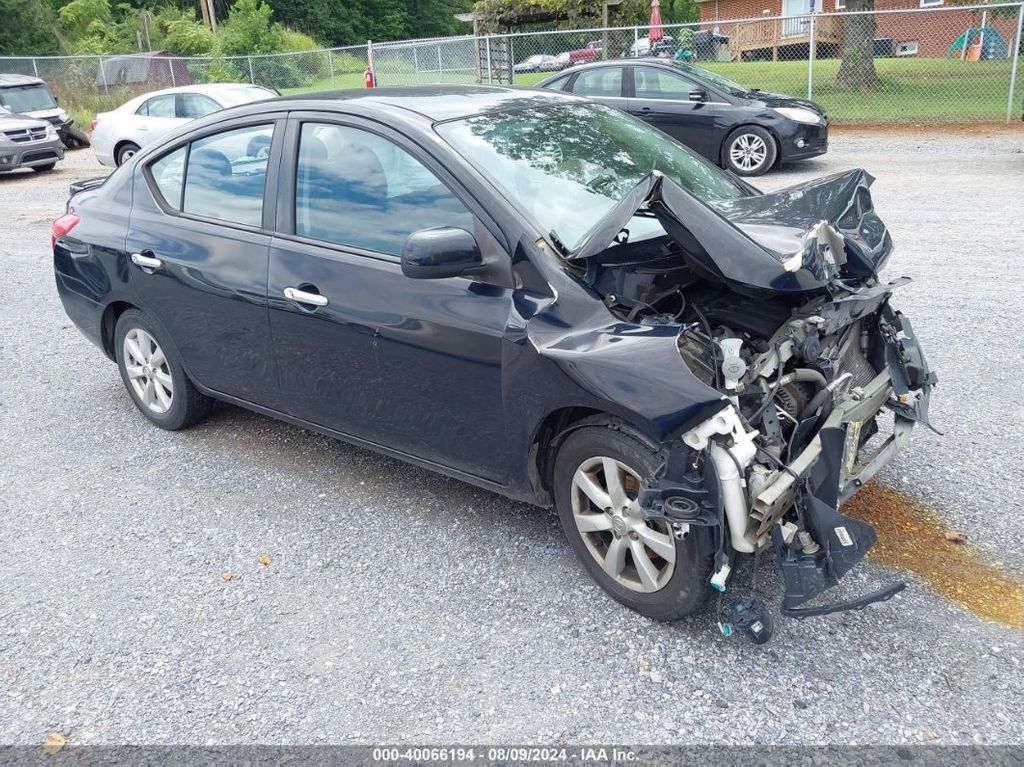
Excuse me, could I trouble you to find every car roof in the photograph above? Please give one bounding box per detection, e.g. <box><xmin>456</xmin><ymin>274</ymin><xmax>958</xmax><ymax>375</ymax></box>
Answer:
<box><xmin>272</xmin><ymin>84</ymin><xmax>587</xmax><ymax>122</ymax></box>
<box><xmin>0</xmin><ymin>73</ymin><xmax>47</xmax><ymax>88</ymax></box>
<box><xmin>555</xmin><ymin>58</ymin><xmax>684</xmax><ymax>75</ymax></box>
<box><xmin>129</xmin><ymin>82</ymin><xmax>274</xmax><ymax>100</ymax></box>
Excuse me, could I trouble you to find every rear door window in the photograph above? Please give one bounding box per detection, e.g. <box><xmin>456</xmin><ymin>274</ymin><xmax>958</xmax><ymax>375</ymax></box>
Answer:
<box><xmin>181</xmin><ymin>124</ymin><xmax>274</xmax><ymax>227</ymax></box>
<box><xmin>137</xmin><ymin>94</ymin><xmax>176</xmax><ymax>118</ymax></box>
<box><xmin>150</xmin><ymin>146</ymin><xmax>187</xmax><ymax>209</ymax></box>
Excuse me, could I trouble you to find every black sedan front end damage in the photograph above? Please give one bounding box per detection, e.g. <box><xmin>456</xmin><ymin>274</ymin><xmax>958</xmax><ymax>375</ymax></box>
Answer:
<box><xmin>574</xmin><ymin>168</ymin><xmax>935</xmax><ymax>636</ymax></box>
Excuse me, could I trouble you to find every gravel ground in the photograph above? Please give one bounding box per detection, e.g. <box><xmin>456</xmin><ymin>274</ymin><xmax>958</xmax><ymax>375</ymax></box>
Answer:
<box><xmin>1</xmin><ymin>131</ymin><xmax>1023</xmax><ymax>747</ymax></box>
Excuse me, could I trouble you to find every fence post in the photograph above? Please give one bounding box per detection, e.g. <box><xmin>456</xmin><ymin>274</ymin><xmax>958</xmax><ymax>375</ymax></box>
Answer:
<box><xmin>1008</xmin><ymin>3</ymin><xmax>1024</xmax><ymax>123</ymax></box>
<box><xmin>328</xmin><ymin>49</ymin><xmax>336</xmax><ymax>88</ymax></box>
<box><xmin>169</xmin><ymin>57</ymin><xmax>176</xmax><ymax>87</ymax></box>
<box><xmin>99</xmin><ymin>56</ymin><xmax>108</xmax><ymax>95</ymax></box>
<box><xmin>367</xmin><ymin>40</ymin><xmax>376</xmax><ymax>85</ymax></box>
<box><xmin>485</xmin><ymin>35</ymin><xmax>492</xmax><ymax>83</ymax></box>
<box><xmin>248</xmin><ymin>56</ymin><xmax>255</xmax><ymax>84</ymax></box>
<box><xmin>807</xmin><ymin>13</ymin><xmax>816</xmax><ymax>100</ymax></box>
<box><xmin>32</xmin><ymin>58</ymin><xmax>39</xmax><ymax>77</ymax></box>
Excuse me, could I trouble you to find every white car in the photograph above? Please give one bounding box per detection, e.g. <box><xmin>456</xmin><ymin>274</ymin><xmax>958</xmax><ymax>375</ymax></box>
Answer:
<box><xmin>91</xmin><ymin>83</ymin><xmax>276</xmax><ymax>167</ymax></box>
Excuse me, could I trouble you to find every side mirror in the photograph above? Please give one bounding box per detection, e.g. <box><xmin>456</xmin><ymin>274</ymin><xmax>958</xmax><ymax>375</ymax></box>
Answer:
<box><xmin>688</xmin><ymin>89</ymin><xmax>708</xmax><ymax>102</ymax></box>
<box><xmin>401</xmin><ymin>227</ymin><xmax>483</xmax><ymax>280</ymax></box>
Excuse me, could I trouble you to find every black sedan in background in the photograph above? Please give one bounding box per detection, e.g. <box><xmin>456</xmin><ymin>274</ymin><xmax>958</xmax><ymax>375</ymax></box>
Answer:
<box><xmin>536</xmin><ymin>59</ymin><xmax>829</xmax><ymax>176</ymax></box>
<box><xmin>53</xmin><ymin>86</ymin><xmax>931</xmax><ymax>639</ymax></box>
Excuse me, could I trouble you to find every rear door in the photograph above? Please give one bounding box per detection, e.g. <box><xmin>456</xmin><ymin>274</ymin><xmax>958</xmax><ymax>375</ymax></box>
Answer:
<box><xmin>125</xmin><ymin>116</ymin><xmax>285</xmax><ymax>407</ymax></box>
<box><xmin>266</xmin><ymin>114</ymin><xmax>514</xmax><ymax>479</ymax></box>
<box><xmin>627</xmin><ymin>66</ymin><xmax>718</xmax><ymax>159</ymax></box>
<box><xmin>566</xmin><ymin>65</ymin><xmax>628</xmax><ymax>112</ymax></box>
<box><xmin>132</xmin><ymin>94</ymin><xmax>186</xmax><ymax>144</ymax></box>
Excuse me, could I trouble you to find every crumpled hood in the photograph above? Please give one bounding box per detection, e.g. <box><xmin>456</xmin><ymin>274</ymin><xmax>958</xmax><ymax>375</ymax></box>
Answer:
<box><xmin>569</xmin><ymin>169</ymin><xmax>892</xmax><ymax>294</ymax></box>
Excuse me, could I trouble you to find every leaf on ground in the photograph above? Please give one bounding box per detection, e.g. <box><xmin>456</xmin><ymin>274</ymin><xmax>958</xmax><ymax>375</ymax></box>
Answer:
<box><xmin>944</xmin><ymin>531</ymin><xmax>968</xmax><ymax>544</ymax></box>
<box><xmin>257</xmin><ymin>554</ymin><xmax>272</xmax><ymax>566</ymax></box>
<box><xmin>41</xmin><ymin>732</ymin><xmax>66</xmax><ymax>755</ymax></box>
<box><xmin>221</xmin><ymin>572</ymin><xmax>234</xmax><ymax>582</ymax></box>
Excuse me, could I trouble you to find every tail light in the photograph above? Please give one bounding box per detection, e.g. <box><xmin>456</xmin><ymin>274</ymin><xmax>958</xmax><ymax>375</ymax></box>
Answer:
<box><xmin>51</xmin><ymin>213</ymin><xmax>80</xmax><ymax>249</ymax></box>
<box><xmin>90</xmin><ymin>118</ymin><xmax>98</xmax><ymax>132</ymax></box>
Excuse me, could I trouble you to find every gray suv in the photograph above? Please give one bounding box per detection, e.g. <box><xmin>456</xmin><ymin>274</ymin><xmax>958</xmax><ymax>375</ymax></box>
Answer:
<box><xmin>0</xmin><ymin>109</ymin><xmax>64</xmax><ymax>173</ymax></box>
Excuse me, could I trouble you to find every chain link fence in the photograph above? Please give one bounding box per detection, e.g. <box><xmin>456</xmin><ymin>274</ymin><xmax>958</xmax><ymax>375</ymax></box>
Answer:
<box><xmin>1</xmin><ymin>3</ymin><xmax>1021</xmax><ymax>126</ymax></box>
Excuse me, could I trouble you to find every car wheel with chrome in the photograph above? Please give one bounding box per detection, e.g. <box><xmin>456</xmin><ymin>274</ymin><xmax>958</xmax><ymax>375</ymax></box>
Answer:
<box><xmin>722</xmin><ymin>126</ymin><xmax>777</xmax><ymax>177</ymax></box>
<box><xmin>114</xmin><ymin>309</ymin><xmax>212</xmax><ymax>430</ymax></box>
<box><xmin>553</xmin><ymin>419</ymin><xmax>714</xmax><ymax>620</ymax></box>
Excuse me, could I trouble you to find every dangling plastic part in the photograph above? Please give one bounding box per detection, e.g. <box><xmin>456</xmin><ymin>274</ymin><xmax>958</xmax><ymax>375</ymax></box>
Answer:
<box><xmin>710</xmin><ymin>562</ymin><xmax>731</xmax><ymax>592</ymax></box>
<box><xmin>719</xmin><ymin>622</ymin><xmax>734</xmax><ymax>637</ymax></box>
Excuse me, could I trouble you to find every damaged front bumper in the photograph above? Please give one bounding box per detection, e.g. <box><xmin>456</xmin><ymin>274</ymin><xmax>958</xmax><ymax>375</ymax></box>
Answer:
<box><xmin>639</xmin><ymin>287</ymin><xmax>936</xmax><ymax>625</ymax></box>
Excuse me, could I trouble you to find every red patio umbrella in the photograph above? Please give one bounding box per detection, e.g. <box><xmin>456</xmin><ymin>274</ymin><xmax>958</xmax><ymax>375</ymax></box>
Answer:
<box><xmin>649</xmin><ymin>0</ymin><xmax>664</xmax><ymax>43</ymax></box>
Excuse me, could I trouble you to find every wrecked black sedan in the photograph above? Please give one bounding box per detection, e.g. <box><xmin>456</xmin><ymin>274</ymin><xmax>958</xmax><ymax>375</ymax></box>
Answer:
<box><xmin>53</xmin><ymin>86</ymin><xmax>934</xmax><ymax>639</ymax></box>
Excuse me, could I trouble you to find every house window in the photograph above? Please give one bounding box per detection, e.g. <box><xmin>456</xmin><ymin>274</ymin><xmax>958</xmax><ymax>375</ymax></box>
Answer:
<box><xmin>920</xmin><ymin>0</ymin><xmax>943</xmax><ymax>6</ymax></box>
<box><xmin>835</xmin><ymin>0</ymin><xmax>845</xmax><ymax>8</ymax></box>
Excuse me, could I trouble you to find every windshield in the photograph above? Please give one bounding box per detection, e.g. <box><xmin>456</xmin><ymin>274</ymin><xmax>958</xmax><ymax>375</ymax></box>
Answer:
<box><xmin>669</xmin><ymin>63</ymin><xmax>750</xmax><ymax>97</ymax></box>
<box><xmin>0</xmin><ymin>84</ymin><xmax>57</xmax><ymax>112</ymax></box>
<box><xmin>216</xmin><ymin>86</ymin><xmax>275</xmax><ymax>107</ymax></box>
<box><xmin>437</xmin><ymin>102</ymin><xmax>745</xmax><ymax>251</ymax></box>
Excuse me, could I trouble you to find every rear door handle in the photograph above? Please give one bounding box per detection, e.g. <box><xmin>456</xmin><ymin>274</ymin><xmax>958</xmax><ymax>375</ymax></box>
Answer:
<box><xmin>283</xmin><ymin>286</ymin><xmax>328</xmax><ymax>307</ymax></box>
<box><xmin>131</xmin><ymin>252</ymin><xmax>162</xmax><ymax>270</ymax></box>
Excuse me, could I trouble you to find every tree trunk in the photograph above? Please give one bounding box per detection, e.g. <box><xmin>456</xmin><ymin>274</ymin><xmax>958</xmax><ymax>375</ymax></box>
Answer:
<box><xmin>836</xmin><ymin>0</ymin><xmax>880</xmax><ymax>90</ymax></box>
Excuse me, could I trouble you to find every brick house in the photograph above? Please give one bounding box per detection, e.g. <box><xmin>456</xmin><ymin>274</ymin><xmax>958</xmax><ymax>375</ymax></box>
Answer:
<box><xmin>697</xmin><ymin>0</ymin><xmax>1019</xmax><ymax>59</ymax></box>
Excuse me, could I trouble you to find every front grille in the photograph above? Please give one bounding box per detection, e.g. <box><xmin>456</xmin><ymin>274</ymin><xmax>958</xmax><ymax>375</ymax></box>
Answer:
<box><xmin>2</xmin><ymin>126</ymin><xmax>48</xmax><ymax>143</ymax></box>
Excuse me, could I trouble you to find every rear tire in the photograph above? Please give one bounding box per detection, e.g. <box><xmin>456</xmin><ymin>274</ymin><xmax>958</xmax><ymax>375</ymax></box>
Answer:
<box><xmin>115</xmin><ymin>142</ymin><xmax>140</xmax><ymax>166</ymax></box>
<box><xmin>552</xmin><ymin>419</ymin><xmax>714</xmax><ymax>621</ymax></box>
<box><xmin>722</xmin><ymin>126</ymin><xmax>777</xmax><ymax>176</ymax></box>
<box><xmin>114</xmin><ymin>309</ymin><xmax>213</xmax><ymax>430</ymax></box>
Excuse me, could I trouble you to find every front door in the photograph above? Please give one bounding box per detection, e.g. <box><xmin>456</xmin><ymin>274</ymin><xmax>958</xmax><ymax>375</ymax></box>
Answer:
<box><xmin>267</xmin><ymin>117</ymin><xmax>513</xmax><ymax>480</ymax></box>
<box><xmin>125</xmin><ymin>119</ymin><xmax>282</xmax><ymax>406</ymax></box>
<box><xmin>627</xmin><ymin>66</ymin><xmax>718</xmax><ymax>160</ymax></box>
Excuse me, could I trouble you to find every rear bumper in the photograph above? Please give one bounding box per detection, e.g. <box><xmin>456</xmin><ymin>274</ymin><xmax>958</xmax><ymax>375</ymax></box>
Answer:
<box><xmin>0</xmin><ymin>139</ymin><xmax>64</xmax><ymax>171</ymax></box>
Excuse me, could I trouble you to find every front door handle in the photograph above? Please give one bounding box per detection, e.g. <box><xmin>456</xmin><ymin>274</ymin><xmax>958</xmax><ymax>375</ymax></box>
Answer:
<box><xmin>131</xmin><ymin>252</ymin><xmax>162</xmax><ymax>270</ymax></box>
<box><xmin>283</xmin><ymin>286</ymin><xmax>328</xmax><ymax>307</ymax></box>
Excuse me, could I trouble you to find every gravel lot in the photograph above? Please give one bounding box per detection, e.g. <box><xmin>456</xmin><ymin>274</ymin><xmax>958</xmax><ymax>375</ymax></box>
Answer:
<box><xmin>1</xmin><ymin>130</ymin><xmax>1023</xmax><ymax>747</ymax></box>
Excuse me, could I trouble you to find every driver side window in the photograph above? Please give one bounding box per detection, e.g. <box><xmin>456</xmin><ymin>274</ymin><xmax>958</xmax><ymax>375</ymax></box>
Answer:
<box><xmin>294</xmin><ymin>122</ymin><xmax>474</xmax><ymax>255</ymax></box>
<box><xmin>634</xmin><ymin>68</ymin><xmax>695</xmax><ymax>100</ymax></box>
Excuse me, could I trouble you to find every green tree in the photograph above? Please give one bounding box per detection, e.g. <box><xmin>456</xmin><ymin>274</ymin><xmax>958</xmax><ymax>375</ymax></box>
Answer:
<box><xmin>0</xmin><ymin>0</ymin><xmax>63</xmax><ymax>54</ymax></box>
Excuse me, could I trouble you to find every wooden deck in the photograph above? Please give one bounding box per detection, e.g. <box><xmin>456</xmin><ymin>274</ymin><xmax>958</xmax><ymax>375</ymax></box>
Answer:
<box><xmin>729</xmin><ymin>16</ymin><xmax>842</xmax><ymax>61</ymax></box>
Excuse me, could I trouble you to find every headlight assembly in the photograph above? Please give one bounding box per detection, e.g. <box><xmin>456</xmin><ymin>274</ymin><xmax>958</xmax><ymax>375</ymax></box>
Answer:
<box><xmin>772</xmin><ymin>107</ymin><xmax>822</xmax><ymax>125</ymax></box>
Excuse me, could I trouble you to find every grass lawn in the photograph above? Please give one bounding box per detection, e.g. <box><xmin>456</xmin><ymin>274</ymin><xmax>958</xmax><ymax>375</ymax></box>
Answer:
<box><xmin>283</xmin><ymin>56</ymin><xmax>1018</xmax><ymax>123</ymax></box>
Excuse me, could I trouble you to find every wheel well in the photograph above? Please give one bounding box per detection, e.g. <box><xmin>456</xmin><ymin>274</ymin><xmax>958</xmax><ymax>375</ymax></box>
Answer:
<box><xmin>530</xmin><ymin>407</ymin><xmax>665</xmax><ymax>505</ymax></box>
<box><xmin>100</xmin><ymin>301</ymin><xmax>137</xmax><ymax>361</ymax></box>
<box><xmin>113</xmin><ymin>140</ymin><xmax>139</xmax><ymax>162</ymax></box>
<box><xmin>720</xmin><ymin>123</ymin><xmax>781</xmax><ymax>167</ymax></box>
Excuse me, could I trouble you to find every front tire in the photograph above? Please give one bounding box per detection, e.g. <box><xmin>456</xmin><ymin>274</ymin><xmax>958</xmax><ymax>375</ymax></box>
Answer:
<box><xmin>553</xmin><ymin>420</ymin><xmax>714</xmax><ymax>621</ymax></box>
<box><xmin>114</xmin><ymin>309</ymin><xmax>212</xmax><ymax>430</ymax></box>
<box><xmin>722</xmin><ymin>126</ymin><xmax>777</xmax><ymax>176</ymax></box>
<box><xmin>115</xmin><ymin>142</ymin><xmax>140</xmax><ymax>166</ymax></box>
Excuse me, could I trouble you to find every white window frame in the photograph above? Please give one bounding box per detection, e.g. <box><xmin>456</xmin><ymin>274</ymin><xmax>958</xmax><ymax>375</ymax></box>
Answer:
<box><xmin>919</xmin><ymin>0</ymin><xmax>943</xmax><ymax>7</ymax></box>
<box><xmin>835</xmin><ymin>0</ymin><xmax>845</xmax><ymax>9</ymax></box>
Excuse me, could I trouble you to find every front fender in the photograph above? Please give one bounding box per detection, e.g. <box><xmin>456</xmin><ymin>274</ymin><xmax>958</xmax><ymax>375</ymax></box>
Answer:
<box><xmin>525</xmin><ymin>310</ymin><xmax>727</xmax><ymax>442</ymax></box>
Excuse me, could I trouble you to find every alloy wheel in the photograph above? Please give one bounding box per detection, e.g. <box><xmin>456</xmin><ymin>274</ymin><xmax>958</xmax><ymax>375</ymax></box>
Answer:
<box><xmin>570</xmin><ymin>455</ymin><xmax>676</xmax><ymax>593</ymax></box>
<box><xmin>729</xmin><ymin>133</ymin><xmax>768</xmax><ymax>172</ymax></box>
<box><xmin>122</xmin><ymin>328</ymin><xmax>173</xmax><ymax>414</ymax></box>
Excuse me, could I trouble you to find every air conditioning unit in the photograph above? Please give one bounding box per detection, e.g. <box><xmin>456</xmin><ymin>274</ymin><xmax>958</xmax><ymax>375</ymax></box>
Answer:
<box><xmin>896</xmin><ymin>41</ymin><xmax>920</xmax><ymax>56</ymax></box>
